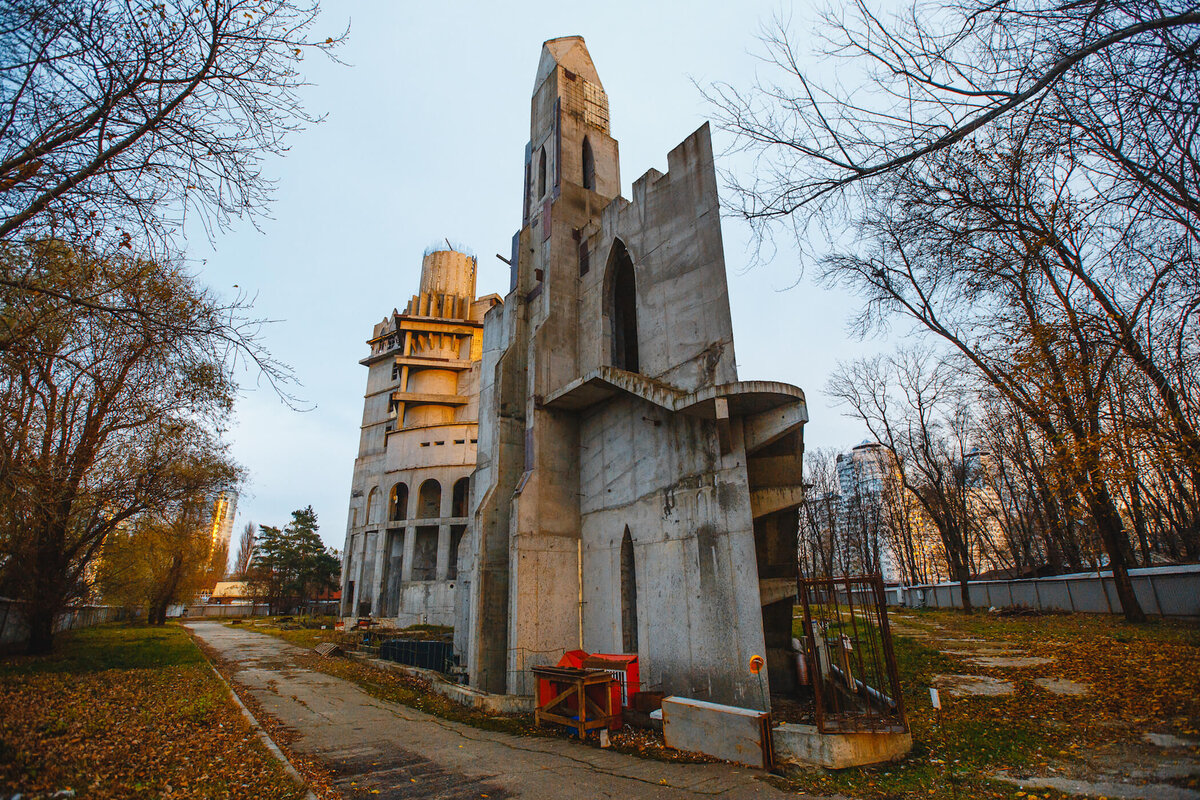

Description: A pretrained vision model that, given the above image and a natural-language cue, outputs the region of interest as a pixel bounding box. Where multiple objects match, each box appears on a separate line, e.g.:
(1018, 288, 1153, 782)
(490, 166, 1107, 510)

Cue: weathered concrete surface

(344, 651, 535, 714)
(187, 622, 811, 800)
(661, 697, 772, 769)
(773, 724, 912, 770)
(341, 248, 499, 628)
(1145, 733, 1200, 749)
(933, 674, 1015, 697)
(994, 772, 1200, 800)
(1032, 677, 1090, 696)
(965, 655, 1054, 668)
(465, 35, 808, 710)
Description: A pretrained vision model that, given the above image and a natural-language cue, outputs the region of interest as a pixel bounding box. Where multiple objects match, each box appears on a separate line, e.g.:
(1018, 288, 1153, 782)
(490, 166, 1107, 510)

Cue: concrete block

(773, 723, 912, 769)
(661, 696, 773, 769)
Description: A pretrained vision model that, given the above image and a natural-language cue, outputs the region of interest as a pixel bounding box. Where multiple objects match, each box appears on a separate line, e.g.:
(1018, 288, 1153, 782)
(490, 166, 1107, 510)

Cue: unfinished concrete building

(459, 37, 809, 710)
(341, 249, 501, 625)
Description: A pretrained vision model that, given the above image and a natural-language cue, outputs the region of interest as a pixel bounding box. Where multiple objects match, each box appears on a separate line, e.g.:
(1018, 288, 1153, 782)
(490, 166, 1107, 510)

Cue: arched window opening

(389, 482, 409, 522)
(620, 527, 639, 654)
(607, 240, 640, 372)
(418, 479, 441, 519)
(537, 147, 547, 198)
(365, 487, 379, 525)
(452, 477, 470, 518)
(582, 137, 595, 191)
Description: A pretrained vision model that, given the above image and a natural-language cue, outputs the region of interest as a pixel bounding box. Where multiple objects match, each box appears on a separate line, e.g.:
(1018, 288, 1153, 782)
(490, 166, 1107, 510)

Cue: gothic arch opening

(365, 487, 379, 525)
(418, 478, 441, 519)
(606, 239, 640, 372)
(389, 482, 408, 522)
(537, 146, 547, 198)
(452, 477, 470, 518)
(620, 526, 639, 654)
(582, 136, 595, 191)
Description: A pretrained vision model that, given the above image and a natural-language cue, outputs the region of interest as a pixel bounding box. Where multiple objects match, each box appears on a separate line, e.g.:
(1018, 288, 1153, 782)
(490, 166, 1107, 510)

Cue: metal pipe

(829, 663, 897, 710)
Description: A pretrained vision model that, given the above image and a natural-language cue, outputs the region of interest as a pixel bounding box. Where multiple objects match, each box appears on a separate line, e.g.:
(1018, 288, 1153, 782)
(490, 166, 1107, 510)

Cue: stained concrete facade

(341, 249, 501, 626)
(459, 37, 808, 710)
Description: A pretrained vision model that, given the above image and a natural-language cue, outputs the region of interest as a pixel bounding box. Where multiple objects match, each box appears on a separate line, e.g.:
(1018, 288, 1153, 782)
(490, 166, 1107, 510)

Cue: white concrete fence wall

(0, 599, 134, 646)
(179, 602, 339, 618)
(182, 603, 272, 618)
(886, 564, 1200, 618)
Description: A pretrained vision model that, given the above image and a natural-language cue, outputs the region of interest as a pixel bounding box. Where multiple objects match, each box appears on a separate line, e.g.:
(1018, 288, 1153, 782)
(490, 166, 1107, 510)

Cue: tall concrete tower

(341, 249, 501, 624)
(464, 37, 808, 708)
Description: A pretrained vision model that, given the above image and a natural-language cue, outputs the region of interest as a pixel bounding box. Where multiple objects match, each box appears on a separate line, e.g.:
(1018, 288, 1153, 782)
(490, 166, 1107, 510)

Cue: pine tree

(247, 507, 339, 613)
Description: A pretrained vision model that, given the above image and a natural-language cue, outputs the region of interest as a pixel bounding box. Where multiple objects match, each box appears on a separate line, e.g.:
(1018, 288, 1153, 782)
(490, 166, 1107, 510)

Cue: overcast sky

(189, 1, 887, 554)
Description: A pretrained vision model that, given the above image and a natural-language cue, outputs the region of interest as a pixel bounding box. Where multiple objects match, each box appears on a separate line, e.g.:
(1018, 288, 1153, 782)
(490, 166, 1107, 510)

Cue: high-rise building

(208, 491, 237, 555)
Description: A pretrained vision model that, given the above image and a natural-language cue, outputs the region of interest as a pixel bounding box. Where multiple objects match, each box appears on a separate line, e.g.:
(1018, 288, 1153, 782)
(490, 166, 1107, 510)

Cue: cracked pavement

(186, 621, 809, 800)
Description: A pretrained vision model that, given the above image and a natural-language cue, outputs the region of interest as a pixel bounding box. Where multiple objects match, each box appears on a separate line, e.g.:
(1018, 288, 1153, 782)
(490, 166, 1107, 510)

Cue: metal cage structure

(797, 574, 908, 734)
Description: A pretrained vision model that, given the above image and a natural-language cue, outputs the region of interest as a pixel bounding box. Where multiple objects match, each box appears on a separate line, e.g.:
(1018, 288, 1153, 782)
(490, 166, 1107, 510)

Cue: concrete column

(372, 529, 389, 615)
(354, 534, 368, 613)
(342, 532, 357, 615)
(435, 524, 451, 580)
(401, 525, 416, 582)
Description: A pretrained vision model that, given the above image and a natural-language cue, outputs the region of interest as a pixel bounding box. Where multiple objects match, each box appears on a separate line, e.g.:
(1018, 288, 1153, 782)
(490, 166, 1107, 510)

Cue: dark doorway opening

(620, 526, 638, 653)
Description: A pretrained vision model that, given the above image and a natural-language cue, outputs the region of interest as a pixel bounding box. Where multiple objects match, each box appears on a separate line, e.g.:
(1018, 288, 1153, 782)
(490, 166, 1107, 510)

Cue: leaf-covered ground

(238, 610, 1200, 798)
(775, 609, 1200, 799)
(0, 624, 306, 799)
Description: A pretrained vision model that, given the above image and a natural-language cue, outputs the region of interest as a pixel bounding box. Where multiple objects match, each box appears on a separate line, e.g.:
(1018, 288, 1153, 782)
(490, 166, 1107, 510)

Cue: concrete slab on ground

(1145, 733, 1200, 749)
(994, 772, 1200, 800)
(965, 655, 1054, 668)
(1033, 677, 1090, 696)
(933, 674, 1015, 696)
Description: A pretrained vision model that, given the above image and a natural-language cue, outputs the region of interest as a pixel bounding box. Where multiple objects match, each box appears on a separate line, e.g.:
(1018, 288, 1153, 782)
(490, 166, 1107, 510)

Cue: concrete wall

(579, 125, 738, 393)
(578, 397, 768, 707)
(465, 37, 806, 710)
(894, 565, 1200, 618)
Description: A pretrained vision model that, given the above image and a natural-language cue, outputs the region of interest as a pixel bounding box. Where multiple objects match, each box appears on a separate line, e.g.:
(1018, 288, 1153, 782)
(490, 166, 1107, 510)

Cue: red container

(583, 653, 640, 707)
(545, 650, 640, 730)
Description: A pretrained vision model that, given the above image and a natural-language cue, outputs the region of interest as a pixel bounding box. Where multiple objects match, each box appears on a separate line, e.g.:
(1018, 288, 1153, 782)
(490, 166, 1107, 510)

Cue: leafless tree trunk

(234, 522, 256, 579)
(829, 349, 986, 612)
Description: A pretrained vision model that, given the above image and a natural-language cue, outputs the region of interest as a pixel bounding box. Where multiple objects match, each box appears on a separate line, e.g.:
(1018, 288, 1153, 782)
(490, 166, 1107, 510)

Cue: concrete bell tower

(466, 36, 807, 710)
(523, 36, 621, 225)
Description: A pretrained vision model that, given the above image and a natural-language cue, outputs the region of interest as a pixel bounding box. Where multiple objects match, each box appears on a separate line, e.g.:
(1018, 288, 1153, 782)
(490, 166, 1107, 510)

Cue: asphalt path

(186, 621, 816, 800)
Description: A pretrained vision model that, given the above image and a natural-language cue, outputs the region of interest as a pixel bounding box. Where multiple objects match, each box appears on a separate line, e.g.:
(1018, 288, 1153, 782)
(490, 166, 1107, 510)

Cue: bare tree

(0, 0, 343, 252)
(0, 243, 249, 652)
(233, 521, 256, 579)
(830, 349, 992, 611)
(706, 2, 1200, 237)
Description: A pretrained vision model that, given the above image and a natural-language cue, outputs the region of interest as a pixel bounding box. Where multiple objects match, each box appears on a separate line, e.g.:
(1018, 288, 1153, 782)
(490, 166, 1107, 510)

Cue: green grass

(227, 615, 341, 649)
(0, 624, 203, 674)
(0, 623, 306, 799)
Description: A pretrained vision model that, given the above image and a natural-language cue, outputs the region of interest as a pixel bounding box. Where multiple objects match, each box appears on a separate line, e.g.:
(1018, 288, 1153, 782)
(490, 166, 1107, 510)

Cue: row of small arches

(363, 477, 470, 525)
